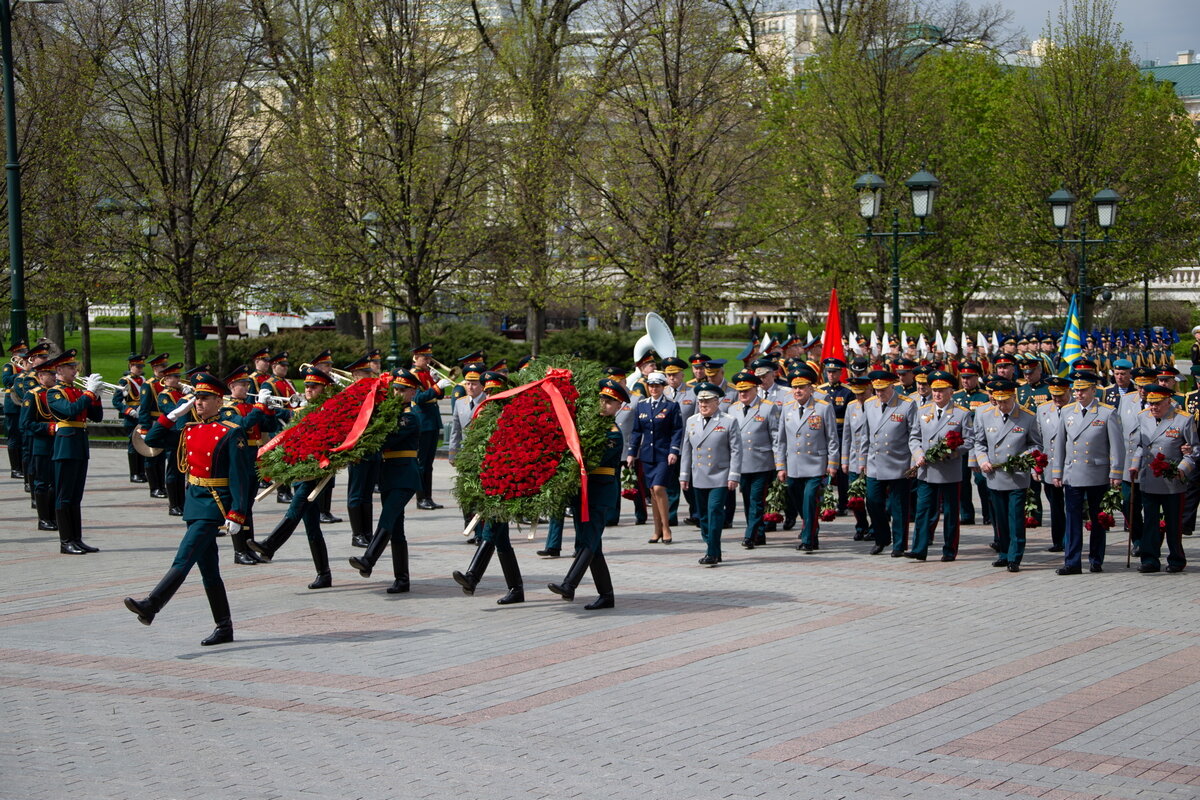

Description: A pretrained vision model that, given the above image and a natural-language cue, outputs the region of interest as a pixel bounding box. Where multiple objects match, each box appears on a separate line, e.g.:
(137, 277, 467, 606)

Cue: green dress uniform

(137, 377, 169, 498)
(158, 385, 189, 515)
(953, 384, 991, 525)
(112, 372, 147, 483)
(3, 359, 23, 478)
(19, 383, 58, 532)
(45, 380, 104, 552)
(410, 379, 445, 508)
(221, 397, 278, 562)
(125, 382, 251, 646)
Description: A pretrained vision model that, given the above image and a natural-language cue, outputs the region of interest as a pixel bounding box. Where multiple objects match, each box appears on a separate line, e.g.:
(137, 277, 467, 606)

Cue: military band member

(123, 373, 250, 646)
(137, 352, 172, 499)
(342, 354, 382, 548)
(906, 371, 971, 561)
(112, 353, 147, 484)
(20, 359, 60, 534)
(1129, 385, 1198, 573)
(222, 366, 277, 565)
(350, 370, 425, 594)
(680, 382, 741, 566)
(263, 352, 296, 503)
(730, 370, 780, 549)
(546, 378, 629, 609)
(248, 347, 271, 389)
(1036, 376, 1072, 554)
(409, 344, 451, 510)
(4, 339, 28, 479)
(43, 350, 105, 554)
(248, 368, 338, 589)
(972, 378, 1042, 572)
(774, 365, 838, 553)
(156, 363, 189, 516)
(1051, 371, 1124, 575)
(628, 371, 683, 544)
(687, 353, 710, 386)
(857, 370, 918, 556)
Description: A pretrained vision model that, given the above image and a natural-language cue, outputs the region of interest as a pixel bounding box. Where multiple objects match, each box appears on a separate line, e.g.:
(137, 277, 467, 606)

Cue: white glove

(84, 373, 103, 394)
(167, 395, 197, 421)
(257, 387, 271, 405)
(224, 520, 242, 536)
(437, 378, 454, 389)
(181, 384, 195, 395)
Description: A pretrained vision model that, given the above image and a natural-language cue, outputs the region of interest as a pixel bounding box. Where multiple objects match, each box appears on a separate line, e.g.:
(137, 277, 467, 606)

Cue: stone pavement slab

(2, 450, 1199, 799)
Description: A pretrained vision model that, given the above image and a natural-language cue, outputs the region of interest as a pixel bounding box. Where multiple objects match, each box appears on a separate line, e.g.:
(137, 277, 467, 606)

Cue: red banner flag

(820, 288, 847, 379)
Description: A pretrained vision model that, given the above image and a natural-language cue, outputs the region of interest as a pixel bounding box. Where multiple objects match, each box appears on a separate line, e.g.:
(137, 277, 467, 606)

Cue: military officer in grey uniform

(856, 370, 918, 556)
(906, 371, 971, 561)
(773, 365, 838, 552)
(973, 378, 1043, 572)
(842, 375, 873, 541)
(679, 382, 741, 566)
(728, 370, 779, 548)
(1129, 385, 1198, 573)
(1051, 370, 1124, 574)
(753, 357, 790, 405)
(1036, 376, 1072, 554)
(1118, 367, 1157, 553)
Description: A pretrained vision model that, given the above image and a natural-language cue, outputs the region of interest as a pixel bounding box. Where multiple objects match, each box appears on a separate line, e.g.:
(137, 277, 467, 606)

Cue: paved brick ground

(2, 450, 1198, 799)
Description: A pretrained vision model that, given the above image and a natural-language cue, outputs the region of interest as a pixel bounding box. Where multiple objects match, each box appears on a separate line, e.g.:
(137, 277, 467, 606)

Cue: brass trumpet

(300, 363, 352, 385)
(427, 358, 460, 383)
(73, 376, 119, 394)
(264, 394, 305, 410)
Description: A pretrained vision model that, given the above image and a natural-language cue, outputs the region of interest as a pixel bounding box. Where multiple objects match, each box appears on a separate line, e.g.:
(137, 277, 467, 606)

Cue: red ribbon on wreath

(258, 375, 386, 469)
(473, 367, 591, 521)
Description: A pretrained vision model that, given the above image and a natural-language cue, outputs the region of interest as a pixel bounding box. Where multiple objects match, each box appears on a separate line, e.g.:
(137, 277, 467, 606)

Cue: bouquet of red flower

(998, 449, 1048, 474)
(819, 483, 837, 522)
(1097, 485, 1120, 530)
(847, 474, 866, 511)
(763, 479, 786, 523)
(620, 466, 639, 500)
(906, 428, 966, 477)
(454, 358, 610, 523)
(1149, 452, 1182, 481)
(1023, 489, 1039, 528)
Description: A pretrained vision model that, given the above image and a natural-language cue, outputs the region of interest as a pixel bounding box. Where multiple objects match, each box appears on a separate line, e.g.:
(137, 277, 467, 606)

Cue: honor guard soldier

(113, 353, 148, 483)
(156, 363, 189, 516)
(222, 365, 278, 564)
(137, 352, 172, 499)
(856, 370, 918, 556)
(249, 347, 272, 389)
(906, 371, 971, 561)
(546, 378, 630, 609)
(729, 370, 780, 549)
(15, 342, 52, 496)
(1129, 385, 1199, 573)
(679, 381, 741, 566)
(249, 368, 339, 588)
(123, 373, 250, 646)
(43, 350, 106, 554)
(342, 354, 382, 547)
(20, 356, 60, 533)
(628, 370, 683, 544)
(972, 378, 1043, 572)
(842, 375, 873, 541)
(4, 339, 28, 478)
(773, 365, 838, 553)
(409, 343, 453, 509)
(350, 370, 425, 594)
(1036, 376, 1073, 554)
(1051, 371, 1124, 575)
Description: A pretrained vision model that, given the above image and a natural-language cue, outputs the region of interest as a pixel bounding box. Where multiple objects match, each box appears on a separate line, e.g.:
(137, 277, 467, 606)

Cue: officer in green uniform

(409, 343, 452, 510)
(344, 354, 382, 548)
(123, 372, 251, 646)
(43, 350, 105, 553)
(20, 357, 59, 533)
(1017, 357, 1051, 408)
(157, 363, 189, 516)
(14, 342, 52, 496)
(113, 353, 148, 484)
(350, 369, 426, 594)
(548, 377, 629, 609)
(220, 365, 278, 565)
(137, 352, 172, 500)
(4, 339, 28, 479)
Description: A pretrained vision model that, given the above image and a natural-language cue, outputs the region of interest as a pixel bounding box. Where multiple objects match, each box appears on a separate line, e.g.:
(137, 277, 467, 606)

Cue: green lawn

(57, 328, 217, 382)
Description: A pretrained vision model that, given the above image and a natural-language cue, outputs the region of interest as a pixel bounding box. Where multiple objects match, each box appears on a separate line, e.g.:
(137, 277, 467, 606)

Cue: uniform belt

(247, 438, 262, 446)
(382, 450, 418, 459)
(588, 467, 616, 476)
(55, 420, 87, 428)
(188, 475, 229, 487)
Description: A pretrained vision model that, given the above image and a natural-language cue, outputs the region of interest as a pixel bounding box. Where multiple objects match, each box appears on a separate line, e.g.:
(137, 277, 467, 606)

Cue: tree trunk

(216, 312, 229, 376)
(617, 308, 631, 332)
(45, 313, 65, 351)
(691, 308, 703, 354)
(364, 311, 375, 350)
(182, 320, 196, 371)
(79, 300, 92, 374)
(406, 311, 422, 351)
(140, 312, 155, 355)
(951, 306, 964, 343)
(526, 305, 544, 355)
(336, 310, 362, 338)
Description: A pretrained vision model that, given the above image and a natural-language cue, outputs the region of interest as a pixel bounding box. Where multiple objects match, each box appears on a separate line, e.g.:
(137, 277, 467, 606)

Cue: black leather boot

(200, 581, 234, 646)
(387, 540, 409, 593)
(319, 485, 340, 524)
(452, 541, 495, 596)
(349, 522, 389, 577)
(35, 492, 57, 531)
(166, 480, 184, 516)
(247, 513, 302, 562)
(129, 452, 147, 483)
(123, 567, 188, 625)
(277, 484, 293, 503)
(495, 550, 524, 605)
(548, 548, 593, 601)
(584, 551, 614, 609)
(348, 505, 371, 548)
(72, 505, 98, 552)
(57, 508, 85, 555)
(148, 459, 167, 498)
(307, 536, 332, 589)
(231, 531, 261, 565)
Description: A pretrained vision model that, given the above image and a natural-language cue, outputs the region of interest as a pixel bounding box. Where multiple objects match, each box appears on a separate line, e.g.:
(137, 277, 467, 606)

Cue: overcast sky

(990, 0, 1200, 64)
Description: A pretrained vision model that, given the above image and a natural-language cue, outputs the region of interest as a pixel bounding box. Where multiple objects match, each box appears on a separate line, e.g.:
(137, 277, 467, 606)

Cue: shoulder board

(953, 404, 968, 412)
(898, 394, 914, 402)
(919, 402, 933, 412)
(1098, 402, 1113, 409)
(222, 420, 238, 429)
(761, 399, 773, 406)
(783, 399, 797, 407)
(814, 399, 829, 406)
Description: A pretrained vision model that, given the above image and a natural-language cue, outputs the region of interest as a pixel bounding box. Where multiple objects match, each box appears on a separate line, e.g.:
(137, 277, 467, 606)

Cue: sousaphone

(632, 312, 677, 366)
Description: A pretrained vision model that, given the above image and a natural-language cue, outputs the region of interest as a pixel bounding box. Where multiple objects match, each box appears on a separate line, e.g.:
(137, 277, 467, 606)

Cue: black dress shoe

(1007, 563, 1020, 572)
(991, 558, 1009, 568)
(1046, 545, 1064, 553)
(698, 556, 719, 566)
(1137, 564, 1160, 573)
(234, 551, 261, 566)
(308, 573, 332, 589)
(537, 548, 560, 557)
(940, 555, 955, 562)
(349, 556, 372, 578)
(584, 595, 614, 610)
(782, 518, 796, 531)
(903, 552, 926, 561)
(246, 539, 273, 562)
(869, 544, 886, 555)
(683, 516, 700, 526)
(168, 507, 183, 517)
(75, 540, 99, 553)
(320, 512, 341, 524)
(1166, 565, 1184, 573)
(1055, 566, 1082, 575)
(200, 626, 233, 646)
(10, 469, 23, 479)
(988, 541, 1001, 552)
(38, 519, 58, 531)
(1089, 564, 1103, 573)
(465, 536, 479, 545)
(890, 550, 905, 558)
(386, 579, 409, 593)
(351, 533, 371, 548)
(130, 474, 147, 483)
(853, 531, 866, 541)
(60, 541, 87, 555)
(151, 488, 167, 498)
(742, 539, 754, 549)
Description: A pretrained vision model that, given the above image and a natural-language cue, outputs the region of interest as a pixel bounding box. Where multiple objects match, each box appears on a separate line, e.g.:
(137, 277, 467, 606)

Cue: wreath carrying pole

(473, 368, 591, 521)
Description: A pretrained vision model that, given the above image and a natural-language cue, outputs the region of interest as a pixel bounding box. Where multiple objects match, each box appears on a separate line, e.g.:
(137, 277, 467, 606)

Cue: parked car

(239, 307, 336, 337)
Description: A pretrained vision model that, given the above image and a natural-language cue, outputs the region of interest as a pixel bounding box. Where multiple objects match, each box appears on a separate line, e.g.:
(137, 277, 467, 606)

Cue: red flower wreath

(277, 378, 383, 466)
(479, 374, 579, 500)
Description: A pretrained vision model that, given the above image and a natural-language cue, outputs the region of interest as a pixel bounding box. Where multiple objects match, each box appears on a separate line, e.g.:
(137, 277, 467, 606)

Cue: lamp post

(852, 167, 940, 338)
(1046, 187, 1121, 331)
(140, 214, 160, 353)
(2, 0, 64, 346)
(362, 211, 399, 368)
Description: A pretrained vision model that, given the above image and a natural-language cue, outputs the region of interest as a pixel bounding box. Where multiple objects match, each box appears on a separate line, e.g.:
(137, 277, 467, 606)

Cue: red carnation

(1160, 520, 1167, 531)
(944, 430, 964, 450)
(1097, 511, 1115, 530)
(763, 512, 783, 523)
(1024, 516, 1038, 527)
(847, 496, 865, 511)
(819, 509, 836, 522)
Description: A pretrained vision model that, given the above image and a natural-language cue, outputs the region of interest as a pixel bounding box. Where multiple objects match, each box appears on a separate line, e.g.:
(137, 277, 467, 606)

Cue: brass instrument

(73, 376, 119, 394)
(428, 358, 461, 383)
(300, 363, 352, 386)
(264, 394, 305, 410)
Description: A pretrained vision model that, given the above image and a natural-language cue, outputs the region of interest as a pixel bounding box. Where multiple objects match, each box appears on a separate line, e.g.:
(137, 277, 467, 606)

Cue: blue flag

(1058, 294, 1083, 375)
